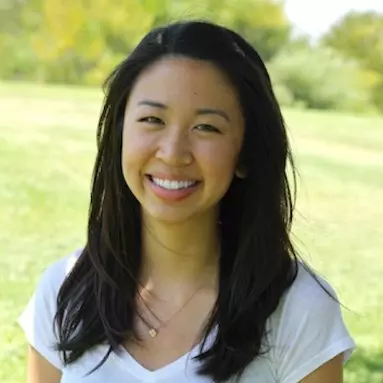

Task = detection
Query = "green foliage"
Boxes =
[202,0,292,61]
[0,0,24,33]
[0,0,34,79]
[322,11,383,112]
[322,11,383,73]
[268,46,374,113]
[150,0,292,60]
[0,0,290,84]
[1,2,381,114]
[19,0,155,84]
[270,81,296,108]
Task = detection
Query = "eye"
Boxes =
[138,116,164,125]
[194,124,221,133]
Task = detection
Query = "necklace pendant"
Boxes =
[149,328,157,338]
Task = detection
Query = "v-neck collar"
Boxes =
[110,327,218,382]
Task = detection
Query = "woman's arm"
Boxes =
[300,354,343,383]
[27,345,62,383]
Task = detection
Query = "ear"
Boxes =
[235,166,247,179]
[235,152,247,179]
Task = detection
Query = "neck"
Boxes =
[139,211,220,299]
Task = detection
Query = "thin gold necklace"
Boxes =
[138,285,205,338]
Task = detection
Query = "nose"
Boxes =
[155,129,193,167]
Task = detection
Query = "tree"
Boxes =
[268,46,373,112]
[0,0,37,79]
[0,0,25,34]
[154,0,291,61]
[16,0,155,84]
[216,0,292,61]
[322,11,383,112]
[1,0,292,84]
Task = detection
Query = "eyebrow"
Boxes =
[137,100,231,123]
[197,108,230,123]
[138,100,167,109]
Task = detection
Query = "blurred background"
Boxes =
[0,1,382,382]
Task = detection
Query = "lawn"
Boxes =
[1,82,382,382]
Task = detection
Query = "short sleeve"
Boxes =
[17,253,80,370]
[274,267,356,383]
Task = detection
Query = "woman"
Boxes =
[18,20,355,382]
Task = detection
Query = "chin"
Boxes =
[147,211,196,225]
[142,204,209,225]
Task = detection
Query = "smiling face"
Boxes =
[121,57,244,224]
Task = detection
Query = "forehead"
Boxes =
[128,57,241,110]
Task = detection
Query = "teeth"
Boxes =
[152,177,197,190]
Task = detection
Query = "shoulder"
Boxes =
[269,261,351,343]
[29,247,83,319]
[18,248,83,370]
[266,262,339,334]
[264,261,356,382]
[22,247,83,307]
[43,247,82,280]
[280,261,339,316]
[36,248,83,294]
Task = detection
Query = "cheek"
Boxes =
[200,142,239,179]
[122,126,151,161]
[121,129,152,184]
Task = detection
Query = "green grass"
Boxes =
[1,82,382,382]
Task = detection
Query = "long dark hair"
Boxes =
[54,20,302,382]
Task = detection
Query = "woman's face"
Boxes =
[122,57,244,224]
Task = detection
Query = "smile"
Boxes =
[150,176,198,190]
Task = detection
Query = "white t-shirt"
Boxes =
[18,249,356,383]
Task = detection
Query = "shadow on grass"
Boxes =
[345,348,383,383]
